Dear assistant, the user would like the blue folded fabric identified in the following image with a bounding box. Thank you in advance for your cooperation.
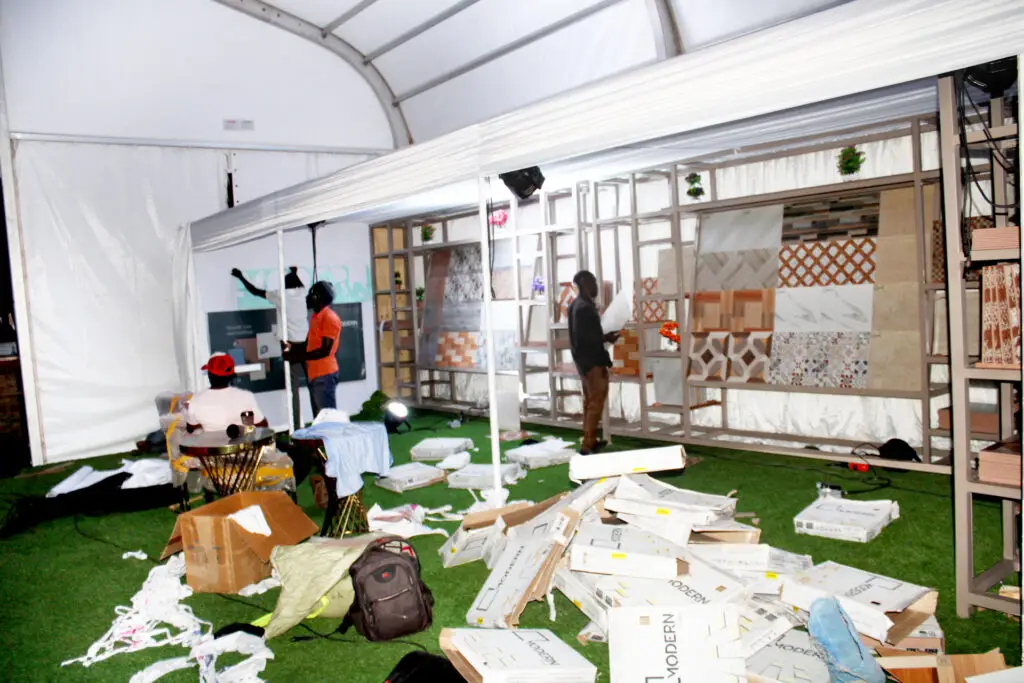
[808,597,885,683]
[293,421,392,497]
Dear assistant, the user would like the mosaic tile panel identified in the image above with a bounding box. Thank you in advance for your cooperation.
[695,248,779,291]
[692,290,774,333]
[767,331,869,388]
[613,329,641,376]
[726,331,772,383]
[688,331,729,381]
[777,238,876,288]
[982,263,1022,367]
[773,285,873,333]
[632,277,666,323]
[444,244,484,303]
[435,331,480,369]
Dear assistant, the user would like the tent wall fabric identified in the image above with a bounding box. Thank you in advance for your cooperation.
[187,0,1024,250]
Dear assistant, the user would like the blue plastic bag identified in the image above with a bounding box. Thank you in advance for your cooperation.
[808,597,886,683]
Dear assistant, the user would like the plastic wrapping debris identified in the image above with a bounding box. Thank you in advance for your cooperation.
[367,503,450,539]
[122,550,149,561]
[505,438,575,469]
[437,451,471,471]
[237,576,281,598]
[447,463,525,490]
[410,437,475,462]
[375,463,447,493]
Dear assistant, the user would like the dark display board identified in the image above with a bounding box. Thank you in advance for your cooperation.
[207,303,364,393]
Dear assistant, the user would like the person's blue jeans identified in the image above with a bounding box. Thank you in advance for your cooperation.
[309,372,338,417]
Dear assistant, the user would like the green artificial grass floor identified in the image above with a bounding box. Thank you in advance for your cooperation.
[0,414,1020,681]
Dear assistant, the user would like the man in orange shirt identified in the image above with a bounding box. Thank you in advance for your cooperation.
[283,281,341,417]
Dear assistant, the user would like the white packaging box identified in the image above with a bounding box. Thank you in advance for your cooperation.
[576,621,607,646]
[608,604,747,683]
[440,496,567,569]
[737,597,798,658]
[552,565,610,632]
[691,519,763,544]
[863,613,946,654]
[441,524,503,569]
[746,629,830,683]
[506,439,576,469]
[466,536,559,628]
[617,475,737,518]
[440,628,597,683]
[793,496,900,543]
[448,463,525,489]
[594,554,748,609]
[615,511,693,546]
[568,521,686,579]
[569,446,685,481]
[375,462,446,493]
[410,437,475,461]
[690,544,813,575]
[781,561,937,645]
[731,570,789,597]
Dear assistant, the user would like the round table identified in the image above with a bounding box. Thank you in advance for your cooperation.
[180,427,275,497]
[292,436,369,539]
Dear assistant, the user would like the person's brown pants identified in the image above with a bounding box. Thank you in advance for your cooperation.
[581,366,610,451]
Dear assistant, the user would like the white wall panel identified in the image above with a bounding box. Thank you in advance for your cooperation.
[336,0,469,54]
[14,142,224,463]
[671,0,848,50]
[0,0,393,149]
[402,0,656,140]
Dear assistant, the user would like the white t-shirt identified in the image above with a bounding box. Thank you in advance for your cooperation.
[185,387,265,433]
[265,288,310,342]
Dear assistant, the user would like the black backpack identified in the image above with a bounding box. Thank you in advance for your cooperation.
[342,536,434,642]
[384,652,462,683]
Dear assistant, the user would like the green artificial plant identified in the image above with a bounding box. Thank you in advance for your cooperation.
[837,146,865,176]
[420,224,436,242]
[415,286,425,302]
[685,172,705,200]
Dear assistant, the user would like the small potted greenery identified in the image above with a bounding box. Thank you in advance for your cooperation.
[415,286,425,303]
[837,146,865,179]
[420,224,436,243]
[394,271,403,289]
[685,172,705,200]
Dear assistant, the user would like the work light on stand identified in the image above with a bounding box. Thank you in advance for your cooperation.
[384,400,411,434]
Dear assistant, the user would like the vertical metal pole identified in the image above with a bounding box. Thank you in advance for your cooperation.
[912,120,932,464]
[511,196,526,418]
[629,174,648,437]
[407,221,421,403]
[479,178,503,499]
[938,76,972,618]
[277,230,294,432]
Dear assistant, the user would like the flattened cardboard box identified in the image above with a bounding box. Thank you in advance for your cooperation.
[552,564,610,632]
[746,629,830,683]
[781,561,937,645]
[160,491,318,594]
[689,544,812,574]
[594,554,749,609]
[568,521,687,579]
[793,496,899,543]
[609,604,747,683]
[863,614,945,654]
[691,519,763,544]
[440,628,597,683]
[615,474,737,520]
[440,495,564,568]
[568,445,684,480]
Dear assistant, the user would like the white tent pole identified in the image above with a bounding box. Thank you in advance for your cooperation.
[277,229,294,433]
[478,177,502,500]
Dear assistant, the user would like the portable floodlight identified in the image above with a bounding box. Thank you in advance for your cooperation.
[384,400,411,434]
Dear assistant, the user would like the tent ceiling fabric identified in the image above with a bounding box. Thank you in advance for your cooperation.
[223,0,851,142]
[189,0,1024,252]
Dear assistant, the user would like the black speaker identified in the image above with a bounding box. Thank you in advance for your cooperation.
[878,438,920,463]
[499,167,545,200]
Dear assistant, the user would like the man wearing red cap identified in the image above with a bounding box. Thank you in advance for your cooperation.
[186,353,268,434]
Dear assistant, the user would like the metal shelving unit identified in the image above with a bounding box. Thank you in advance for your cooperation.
[937,68,1021,618]
[369,113,964,475]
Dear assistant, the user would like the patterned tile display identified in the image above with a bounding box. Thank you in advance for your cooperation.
[688,331,729,381]
[435,332,480,369]
[773,285,873,333]
[696,248,779,291]
[699,205,784,254]
[633,277,666,323]
[981,263,1022,367]
[444,244,484,303]
[692,290,774,333]
[777,238,876,288]
[931,218,988,283]
[726,331,772,383]
[767,331,869,388]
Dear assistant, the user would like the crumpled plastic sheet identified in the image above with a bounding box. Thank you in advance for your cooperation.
[129,632,273,683]
[122,550,149,561]
[237,576,281,597]
[367,503,451,539]
[62,554,211,669]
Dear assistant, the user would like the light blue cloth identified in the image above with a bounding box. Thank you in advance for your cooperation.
[808,597,885,683]
[294,421,392,497]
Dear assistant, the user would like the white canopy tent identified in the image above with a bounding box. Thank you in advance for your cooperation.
[177,0,1024,495]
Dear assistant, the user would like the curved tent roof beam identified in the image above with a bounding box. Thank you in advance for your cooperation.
[646,0,683,59]
[211,0,413,148]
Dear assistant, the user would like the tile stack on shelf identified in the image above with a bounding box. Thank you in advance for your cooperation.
[937,71,1021,619]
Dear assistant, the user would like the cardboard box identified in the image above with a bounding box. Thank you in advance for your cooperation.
[793,496,899,543]
[737,598,798,658]
[863,614,945,654]
[439,496,564,568]
[616,475,737,519]
[691,519,763,544]
[781,561,937,645]
[568,521,686,579]
[440,628,597,683]
[594,555,748,609]
[608,604,747,683]
[552,565,610,632]
[410,437,475,461]
[746,629,830,683]
[569,446,685,480]
[506,438,576,469]
[615,511,692,546]
[375,462,446,492]
[160,491,318,594]
[689,544,813,575]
